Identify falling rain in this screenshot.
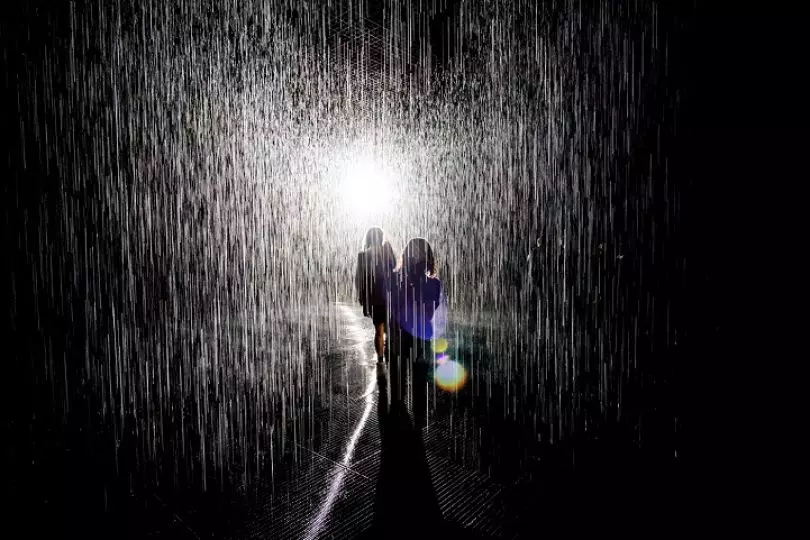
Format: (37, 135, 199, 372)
(4, 0, 712, 537)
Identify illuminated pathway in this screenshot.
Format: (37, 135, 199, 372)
(303, 304, 377, 540)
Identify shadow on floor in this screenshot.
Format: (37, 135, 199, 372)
(358, 366, 483, 539)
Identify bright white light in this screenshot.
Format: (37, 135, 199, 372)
(339, 152, 396, 218)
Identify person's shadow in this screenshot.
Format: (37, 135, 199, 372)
(360, 365, 483, 539)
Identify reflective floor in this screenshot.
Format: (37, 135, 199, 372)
(13, 302, 682, 538)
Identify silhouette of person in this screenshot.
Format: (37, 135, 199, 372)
(355, 227, 397, 364)
(387, 238, 443, 428)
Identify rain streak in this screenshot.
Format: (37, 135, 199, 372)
(6, 0, 686, 536)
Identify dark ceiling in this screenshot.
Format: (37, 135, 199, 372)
(321, 0, 464, 86)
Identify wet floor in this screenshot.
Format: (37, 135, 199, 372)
(10, 301, 681, 538)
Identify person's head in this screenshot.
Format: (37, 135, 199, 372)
(363, 227, 384, 250)
(400, 237, 436, 278)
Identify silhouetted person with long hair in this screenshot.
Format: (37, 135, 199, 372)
(355, 227, 397, 365)
(388, 238, 443, 427)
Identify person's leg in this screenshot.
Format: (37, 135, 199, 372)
(412, 339, 432, 429)
(390, 332, 411, 404)
(374, 322, 385, 362)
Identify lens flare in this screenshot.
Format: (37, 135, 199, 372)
(434, 359, 467, 392)
(433, 337, 449, 354)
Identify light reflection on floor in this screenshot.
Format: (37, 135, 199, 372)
(304, 304, 376, 540)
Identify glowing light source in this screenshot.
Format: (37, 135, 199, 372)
(434, 359, 467, 392)
(338, 151, 396, 218)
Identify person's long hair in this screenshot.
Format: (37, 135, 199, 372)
(363, 227, 384, 250)
(380, 240, 397, 269)
(399, 237, 437, 278)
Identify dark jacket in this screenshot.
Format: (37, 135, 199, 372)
(389, 265, 443, 341)
(355, 246, 395, 315)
